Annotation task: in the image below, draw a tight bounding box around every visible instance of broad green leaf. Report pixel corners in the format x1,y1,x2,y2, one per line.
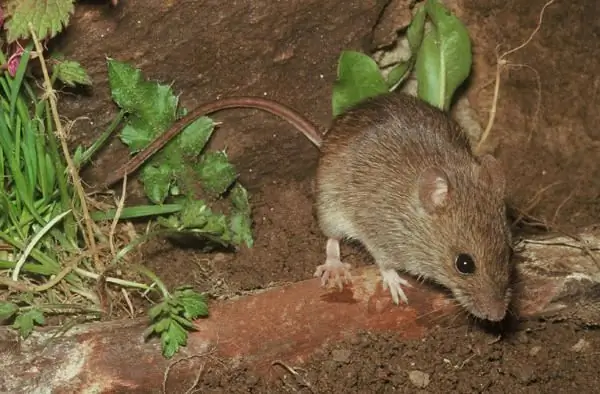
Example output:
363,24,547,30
416,0,472,110
5,0,75,42
140,164,172,204
195,151,238,195
0,302,18,320
53,60,92,87
178,117,215,157
331,51,389,117
407,4,427,54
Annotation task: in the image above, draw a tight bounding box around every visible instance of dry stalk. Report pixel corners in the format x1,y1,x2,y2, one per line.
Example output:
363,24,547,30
475,0,557,155
27,23,102,271
109,175,128,256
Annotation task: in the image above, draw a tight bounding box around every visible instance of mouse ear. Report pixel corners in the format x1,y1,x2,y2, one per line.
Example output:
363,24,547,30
477,154,506,197
419,167,451,213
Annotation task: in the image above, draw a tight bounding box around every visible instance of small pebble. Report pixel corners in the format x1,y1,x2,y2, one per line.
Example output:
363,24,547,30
571,338,590,353
529,346,542,356
331,349,351,363
510,364,536,385
408,370,430,388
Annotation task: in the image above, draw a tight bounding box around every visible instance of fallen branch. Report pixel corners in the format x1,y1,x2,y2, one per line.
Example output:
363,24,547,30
1,229,600,393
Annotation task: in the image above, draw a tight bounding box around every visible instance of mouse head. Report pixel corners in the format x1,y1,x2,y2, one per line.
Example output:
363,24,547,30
417,154,513,322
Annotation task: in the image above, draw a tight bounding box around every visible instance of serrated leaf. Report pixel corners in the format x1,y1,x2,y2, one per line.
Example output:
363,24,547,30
170,314,195,329
5,0,75,42
230,184,251,214
180,200,210,228
119,117,154,153
167,319,188,344
12,309,45,338
331,50,389,117
416,0,472,110
53,59,92,87
152,317,171,333
203,213,230,237
178,117,215,157
407,4,426,54
195,151,238,195
140,164,172,204
157,215,181,229
160,319,188,358
161,335,179,358
230,211,254,248
176,290,209,319
107,59,178,141
0,302,18,320
148,301,168,320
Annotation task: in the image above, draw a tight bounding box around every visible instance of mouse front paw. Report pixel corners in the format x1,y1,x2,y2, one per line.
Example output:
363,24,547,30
314,258,352,290
380,268,412,305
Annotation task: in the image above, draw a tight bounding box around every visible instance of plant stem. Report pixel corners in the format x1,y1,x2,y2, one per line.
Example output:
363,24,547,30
27,24,102,271
77,108,126,168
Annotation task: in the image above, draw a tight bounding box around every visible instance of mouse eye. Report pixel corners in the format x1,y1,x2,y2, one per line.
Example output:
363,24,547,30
455,253,476,274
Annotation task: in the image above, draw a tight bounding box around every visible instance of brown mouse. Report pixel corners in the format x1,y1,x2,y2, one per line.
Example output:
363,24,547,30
103,92,513,322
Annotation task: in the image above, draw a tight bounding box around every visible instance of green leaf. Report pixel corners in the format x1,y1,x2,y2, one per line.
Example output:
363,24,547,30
119,117,155,153
12,309,45,338
107,59,178,142
152,317,171,333
174,288,209,319
90,204,183,221
140,164,172,204
0,302,18,320
407,4,427,54
148,301,168,320
230,184,251,214
195,151,238,195
416,0,472,110
53,60,92,87
179,200,210,228
331,50,389,117
161,319,188,358
72,145,84,168
230,211,254,248
178,117,215,157
5,0,76,42
386,60,413,90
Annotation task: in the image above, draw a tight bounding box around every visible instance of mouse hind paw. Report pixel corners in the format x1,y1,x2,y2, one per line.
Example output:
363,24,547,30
380,268,411,305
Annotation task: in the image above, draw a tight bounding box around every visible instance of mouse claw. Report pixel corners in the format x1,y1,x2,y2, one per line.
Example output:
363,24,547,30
380,268,410,305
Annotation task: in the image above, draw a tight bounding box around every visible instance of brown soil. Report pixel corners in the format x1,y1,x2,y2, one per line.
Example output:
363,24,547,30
42,0,600,392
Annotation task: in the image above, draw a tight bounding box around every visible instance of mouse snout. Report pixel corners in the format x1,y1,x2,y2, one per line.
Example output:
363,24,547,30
471,293,510,322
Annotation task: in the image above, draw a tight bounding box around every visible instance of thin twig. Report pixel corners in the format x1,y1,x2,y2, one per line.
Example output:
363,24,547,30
28,23,102,271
